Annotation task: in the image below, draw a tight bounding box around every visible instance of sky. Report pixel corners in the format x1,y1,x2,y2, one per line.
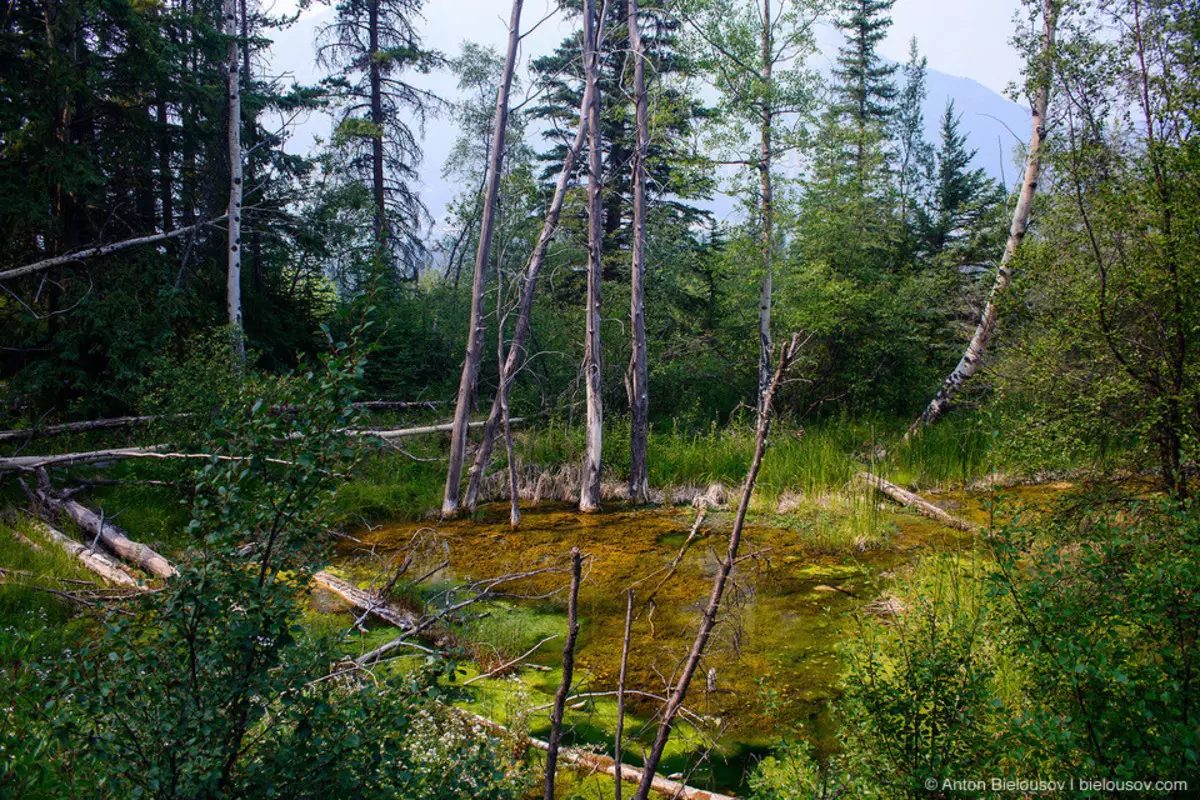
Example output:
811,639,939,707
267,0,1030,230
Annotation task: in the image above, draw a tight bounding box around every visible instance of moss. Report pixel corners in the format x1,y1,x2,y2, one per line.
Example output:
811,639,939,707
320,499,988,794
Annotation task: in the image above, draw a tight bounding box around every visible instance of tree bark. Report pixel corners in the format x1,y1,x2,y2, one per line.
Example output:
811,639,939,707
442,0,525,517
626,0,650,504
906,0,1058,438
26,518,141,587
756,0,774,414
36,491,176,579
543,547,582,800
225,0,245,366
461,27,610,511
580,0,605,513
632,333,801,800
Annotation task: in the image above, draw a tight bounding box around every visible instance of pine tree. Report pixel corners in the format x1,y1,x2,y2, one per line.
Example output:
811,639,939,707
894,37,933,265
920,99,1001,259
317,0,441,281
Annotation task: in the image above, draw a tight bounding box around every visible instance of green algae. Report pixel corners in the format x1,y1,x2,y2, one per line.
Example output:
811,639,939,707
314,497,995,795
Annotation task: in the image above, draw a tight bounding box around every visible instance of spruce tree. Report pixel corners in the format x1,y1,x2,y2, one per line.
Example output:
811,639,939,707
920,99,1001,260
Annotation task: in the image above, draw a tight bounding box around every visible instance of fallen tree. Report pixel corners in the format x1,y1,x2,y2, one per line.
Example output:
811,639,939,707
24,517,141,587
859,471,977,532
34,490,176,579
0,218,225,283
312,570,417,630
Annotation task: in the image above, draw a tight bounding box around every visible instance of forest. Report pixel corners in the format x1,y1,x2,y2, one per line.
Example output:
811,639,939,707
1,0,1198,796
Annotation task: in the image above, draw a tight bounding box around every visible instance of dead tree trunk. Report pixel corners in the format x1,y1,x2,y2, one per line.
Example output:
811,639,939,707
580,0,604,513
626,0,650,504
224,0,245,366
26,518,141,587
631,332,801,800
906,0,1058,438
614,587,634,800
859,472,977,532
442,0,525,518
497,254,522,529
462,23,611,512
312,570,417,629
0,219,223,282
756,0,775,414
543,547,582,800
36,490,176,579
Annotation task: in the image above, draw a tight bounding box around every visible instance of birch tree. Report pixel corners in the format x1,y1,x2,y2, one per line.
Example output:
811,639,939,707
579,0,604,513
907,0,1060,438
441,0,525,518
682,0,821,412
224,0,245,366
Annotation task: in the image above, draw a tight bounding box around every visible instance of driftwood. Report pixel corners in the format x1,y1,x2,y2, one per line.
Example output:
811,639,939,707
543,547,582,800
24,518,141,587
312,570,417,630
859,472,977,532
36,491,176,578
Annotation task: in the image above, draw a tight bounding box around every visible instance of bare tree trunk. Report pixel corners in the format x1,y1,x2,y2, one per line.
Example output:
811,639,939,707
906,0,1058,438
497,243,521,529
756,0,774,414
462,18,611,510
631,333,801,800
368,0,387,264
580,0,604,513
224,0,245,367
36,490,176,579
859,472,977,532
0,220,222,282
441,0,525,518
27,518,141,587
626,0,650,504
543,547,582,800
614,587,634,800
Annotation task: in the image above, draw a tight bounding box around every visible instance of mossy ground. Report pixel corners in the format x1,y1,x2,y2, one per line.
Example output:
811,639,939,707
315,492,1035,795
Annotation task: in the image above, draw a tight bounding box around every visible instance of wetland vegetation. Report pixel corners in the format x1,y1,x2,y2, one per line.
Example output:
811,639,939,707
2,0,1199,797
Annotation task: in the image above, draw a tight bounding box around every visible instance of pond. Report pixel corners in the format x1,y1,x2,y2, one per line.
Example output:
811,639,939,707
328,486,1050,796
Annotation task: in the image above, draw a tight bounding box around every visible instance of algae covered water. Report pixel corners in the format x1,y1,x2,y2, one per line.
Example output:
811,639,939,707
327,492,1015,794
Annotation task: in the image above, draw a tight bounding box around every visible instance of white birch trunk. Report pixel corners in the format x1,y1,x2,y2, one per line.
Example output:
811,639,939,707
442,0,524,517
579,0,604,513
225,0,245,365
906,1,1058,439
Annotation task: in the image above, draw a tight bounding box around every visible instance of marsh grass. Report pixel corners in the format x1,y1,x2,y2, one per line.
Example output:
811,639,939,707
0,514,97,631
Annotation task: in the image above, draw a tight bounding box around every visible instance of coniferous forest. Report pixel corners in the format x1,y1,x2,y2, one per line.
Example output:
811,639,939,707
2,0,1199,797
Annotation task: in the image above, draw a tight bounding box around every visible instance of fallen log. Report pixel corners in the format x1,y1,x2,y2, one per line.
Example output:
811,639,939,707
461,709,734,800
365,418,524,440
36,491,176,578
311,571,417,630
25,518,141,587
0,415,179,444
858,472,977,532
